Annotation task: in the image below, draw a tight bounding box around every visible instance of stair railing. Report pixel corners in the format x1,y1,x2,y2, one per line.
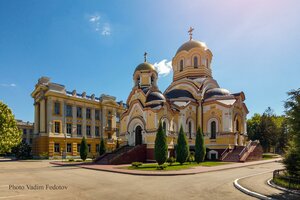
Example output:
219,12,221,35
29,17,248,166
220,147,231,160
238,140,252,159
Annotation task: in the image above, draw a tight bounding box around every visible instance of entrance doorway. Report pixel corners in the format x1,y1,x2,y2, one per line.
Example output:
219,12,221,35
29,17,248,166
135,126,142,146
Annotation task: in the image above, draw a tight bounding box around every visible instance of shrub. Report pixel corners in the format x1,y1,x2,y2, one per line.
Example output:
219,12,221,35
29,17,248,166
131,162,143,168
68,158,74,162
154,121,168,165
156,164,167,170
176,125,189,164
167,157,176,166
80,137,88,161
39,152,49,159
188,152,195,163
195,127,206,163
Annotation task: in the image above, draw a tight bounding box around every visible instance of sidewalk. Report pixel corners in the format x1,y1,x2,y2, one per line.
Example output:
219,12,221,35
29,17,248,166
51,158,281,176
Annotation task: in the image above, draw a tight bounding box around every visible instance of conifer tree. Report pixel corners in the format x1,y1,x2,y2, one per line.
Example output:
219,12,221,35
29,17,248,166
99,137,106,156
176,125,189,164
195,127,206,163
154,121,168,165
80,137,88,161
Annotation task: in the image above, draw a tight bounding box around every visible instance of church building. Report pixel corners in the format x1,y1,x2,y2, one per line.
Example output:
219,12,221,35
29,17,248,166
119,29,259,162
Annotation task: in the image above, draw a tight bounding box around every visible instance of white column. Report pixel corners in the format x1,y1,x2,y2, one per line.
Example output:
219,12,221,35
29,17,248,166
39,99,46,133
34,103,39,134
47,98,52,134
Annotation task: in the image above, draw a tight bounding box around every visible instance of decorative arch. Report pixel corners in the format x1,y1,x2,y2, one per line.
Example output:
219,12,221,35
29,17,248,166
160,116,170,135
186,117,195,139
127,116,146,146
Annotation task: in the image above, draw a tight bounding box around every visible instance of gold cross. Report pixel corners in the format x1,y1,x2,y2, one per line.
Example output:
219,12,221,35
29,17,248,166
188,27,194,40
144,52,147,62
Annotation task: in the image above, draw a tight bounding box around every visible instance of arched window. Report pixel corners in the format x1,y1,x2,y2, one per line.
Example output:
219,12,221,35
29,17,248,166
188,121,192,139
180,60,183,71
236,120,239,132
211,121,216,139
193,56,198,68
206,58,209,68
163,121,167,134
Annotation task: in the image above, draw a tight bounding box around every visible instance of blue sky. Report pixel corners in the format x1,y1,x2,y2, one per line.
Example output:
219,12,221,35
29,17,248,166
0,0,299,122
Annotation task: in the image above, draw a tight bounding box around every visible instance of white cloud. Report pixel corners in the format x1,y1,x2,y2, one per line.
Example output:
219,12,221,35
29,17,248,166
154,59,173,76
102,24,111,36
0,83,16,87
88,13,111,37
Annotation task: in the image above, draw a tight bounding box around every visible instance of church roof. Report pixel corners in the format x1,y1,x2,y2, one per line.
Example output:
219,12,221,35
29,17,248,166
134,62,156,73
146,91,166,103
204,88,230,99
176,39,208,54
165,89,194,99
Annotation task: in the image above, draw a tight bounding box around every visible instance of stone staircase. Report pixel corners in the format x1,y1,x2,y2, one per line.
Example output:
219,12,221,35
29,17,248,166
94,144,147,165
221,140,261,162
222,146,245,162
94,145,134,164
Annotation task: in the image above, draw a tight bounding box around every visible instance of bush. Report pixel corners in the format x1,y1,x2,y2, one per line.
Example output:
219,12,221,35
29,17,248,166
11,141,31,159
68,158,74,162
154,121,168,165
131,162,143,168
188,152,195,163
156,164,167,170
167,157,176,166
176,125,189,164
80,137,88,161
39,152,49,159
195,127,206,163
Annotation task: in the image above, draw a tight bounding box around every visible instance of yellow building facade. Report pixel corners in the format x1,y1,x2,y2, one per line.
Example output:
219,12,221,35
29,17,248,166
31,77,125,158
120,35,249,160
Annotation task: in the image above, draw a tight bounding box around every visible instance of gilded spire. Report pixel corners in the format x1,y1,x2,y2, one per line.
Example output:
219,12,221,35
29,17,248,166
188,27,194,40
144,52,147,62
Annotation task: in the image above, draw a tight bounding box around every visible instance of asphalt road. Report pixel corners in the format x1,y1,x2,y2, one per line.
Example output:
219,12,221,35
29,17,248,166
0,160,283,200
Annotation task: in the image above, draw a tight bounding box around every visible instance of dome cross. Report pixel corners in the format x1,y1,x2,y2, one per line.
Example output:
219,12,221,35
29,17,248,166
188,27,194,40
144,52,147,62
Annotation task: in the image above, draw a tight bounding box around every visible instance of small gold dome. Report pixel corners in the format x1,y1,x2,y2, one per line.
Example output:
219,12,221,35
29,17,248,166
176,39,208,55
134,62,156,72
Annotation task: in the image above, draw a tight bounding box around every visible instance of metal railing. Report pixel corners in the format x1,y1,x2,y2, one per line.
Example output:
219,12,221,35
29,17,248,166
273,169,300,190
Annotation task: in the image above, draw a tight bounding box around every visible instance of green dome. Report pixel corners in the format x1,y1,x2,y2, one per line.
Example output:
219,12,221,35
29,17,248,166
134,62,156,72
176,40,207,54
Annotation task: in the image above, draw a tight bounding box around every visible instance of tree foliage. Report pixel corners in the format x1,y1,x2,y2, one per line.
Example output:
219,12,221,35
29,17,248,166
99,137,106,156
80,137,88,161
176,125,189,164
11,141,31,159
283,88,300,175
154,121,168,165
195,127,206,163
0,101,22,154
247,108,288,153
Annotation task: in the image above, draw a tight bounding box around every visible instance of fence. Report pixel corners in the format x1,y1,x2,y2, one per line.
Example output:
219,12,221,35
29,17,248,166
273,169,300,190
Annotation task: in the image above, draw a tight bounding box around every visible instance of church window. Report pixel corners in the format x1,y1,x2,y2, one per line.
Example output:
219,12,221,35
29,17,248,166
206,58,209,68
236,120,239,132
188,121,192,139
180,60,183,71
193,56,198,68
211,121,216,139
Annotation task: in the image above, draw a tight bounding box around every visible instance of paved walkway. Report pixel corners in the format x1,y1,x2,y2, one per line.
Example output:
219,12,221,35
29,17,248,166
237,172,300,199
51,158,281,176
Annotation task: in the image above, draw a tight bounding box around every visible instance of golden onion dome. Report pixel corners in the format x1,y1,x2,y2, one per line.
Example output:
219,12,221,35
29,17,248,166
134,62,156,73
175,39,208,55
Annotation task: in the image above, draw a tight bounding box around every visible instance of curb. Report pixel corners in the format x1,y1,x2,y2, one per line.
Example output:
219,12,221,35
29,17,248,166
50,158,281,176
233,172,274,200
267,178,300,195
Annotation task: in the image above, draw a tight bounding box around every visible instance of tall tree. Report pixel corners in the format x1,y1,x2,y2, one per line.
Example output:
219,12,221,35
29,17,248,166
247,113,261,141
283,88,300,174
99,137,106,156
80,137,88,161
154,121,168,165
0,101,22,154
195,127,206,163
176,125,189,164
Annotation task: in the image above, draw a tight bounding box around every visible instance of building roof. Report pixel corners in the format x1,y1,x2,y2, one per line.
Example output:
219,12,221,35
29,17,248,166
176,39,208,54
204,88,230,99
146,91,166,103
134,62,156,73
165,89,194,99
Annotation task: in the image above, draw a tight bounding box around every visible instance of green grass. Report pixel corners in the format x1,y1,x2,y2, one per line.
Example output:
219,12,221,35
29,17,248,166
262,153,281,160
123,161,231,171
273,177,300,190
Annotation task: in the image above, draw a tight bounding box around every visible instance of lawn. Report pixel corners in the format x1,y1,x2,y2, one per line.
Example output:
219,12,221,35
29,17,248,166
123,161,231,171
262,153,281,160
